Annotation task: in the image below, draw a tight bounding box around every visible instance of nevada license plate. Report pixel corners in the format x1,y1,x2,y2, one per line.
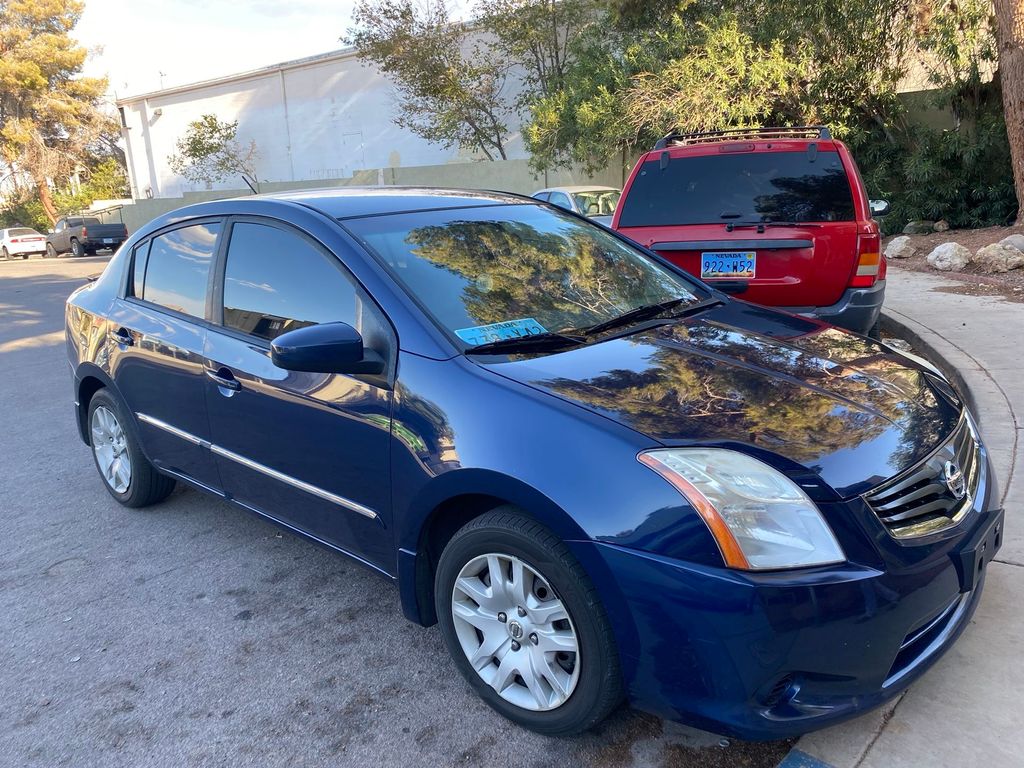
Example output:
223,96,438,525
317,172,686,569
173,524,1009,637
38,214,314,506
103,238,113,244
701,251,756,279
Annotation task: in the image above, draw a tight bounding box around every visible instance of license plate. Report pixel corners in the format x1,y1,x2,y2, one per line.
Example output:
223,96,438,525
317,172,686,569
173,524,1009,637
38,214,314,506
701,251,756,279
103,238,113,244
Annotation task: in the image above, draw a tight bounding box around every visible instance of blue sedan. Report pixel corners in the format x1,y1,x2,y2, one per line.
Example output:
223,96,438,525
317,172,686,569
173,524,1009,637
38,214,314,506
65,188,1002,739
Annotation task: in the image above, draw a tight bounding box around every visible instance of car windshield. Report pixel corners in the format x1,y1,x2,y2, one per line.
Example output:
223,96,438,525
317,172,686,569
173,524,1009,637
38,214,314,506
9,228,38,236
571,190,620,218
345,204,701,347
617,149,855,227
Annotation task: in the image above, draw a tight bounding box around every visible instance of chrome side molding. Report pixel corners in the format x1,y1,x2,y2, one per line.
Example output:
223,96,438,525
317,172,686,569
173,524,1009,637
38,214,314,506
135,411,378,520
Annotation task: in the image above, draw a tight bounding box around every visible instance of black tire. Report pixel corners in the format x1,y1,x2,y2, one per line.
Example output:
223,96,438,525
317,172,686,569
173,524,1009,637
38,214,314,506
435,508,623,736
45,242,57,258
1,246,8,260
22,254,29,259
70,238,84,257
87,389,176,508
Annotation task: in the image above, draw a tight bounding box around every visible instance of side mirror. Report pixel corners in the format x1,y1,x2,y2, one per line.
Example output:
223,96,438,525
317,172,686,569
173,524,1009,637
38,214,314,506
869,199,890,217
271,322,385,375
48,228,55,234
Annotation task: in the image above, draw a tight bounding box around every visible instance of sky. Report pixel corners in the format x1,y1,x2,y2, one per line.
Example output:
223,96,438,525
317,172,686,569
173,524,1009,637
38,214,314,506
76,0,363,99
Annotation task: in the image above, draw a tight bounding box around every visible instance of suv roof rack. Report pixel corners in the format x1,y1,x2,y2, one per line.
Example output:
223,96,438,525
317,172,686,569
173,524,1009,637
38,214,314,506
653,125,832,150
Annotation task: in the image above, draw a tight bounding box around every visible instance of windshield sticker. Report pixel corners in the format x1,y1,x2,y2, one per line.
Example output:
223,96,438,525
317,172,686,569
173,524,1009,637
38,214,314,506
455,318,548,346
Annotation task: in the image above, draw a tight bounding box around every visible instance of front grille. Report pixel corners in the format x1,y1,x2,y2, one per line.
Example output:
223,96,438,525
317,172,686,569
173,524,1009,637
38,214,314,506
863,414,980,539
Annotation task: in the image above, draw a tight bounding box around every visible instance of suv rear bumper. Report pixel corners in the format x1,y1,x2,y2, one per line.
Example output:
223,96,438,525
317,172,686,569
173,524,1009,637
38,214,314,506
783,280,885,335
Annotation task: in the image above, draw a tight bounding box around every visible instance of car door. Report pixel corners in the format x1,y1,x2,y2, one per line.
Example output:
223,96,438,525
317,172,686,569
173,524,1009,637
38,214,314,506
107,220,224,491
52,219,66,251
202,218,395,571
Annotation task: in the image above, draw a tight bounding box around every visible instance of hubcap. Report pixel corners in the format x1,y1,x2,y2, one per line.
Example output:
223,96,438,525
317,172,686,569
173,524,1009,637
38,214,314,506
91,406,131,494
451,553,580,712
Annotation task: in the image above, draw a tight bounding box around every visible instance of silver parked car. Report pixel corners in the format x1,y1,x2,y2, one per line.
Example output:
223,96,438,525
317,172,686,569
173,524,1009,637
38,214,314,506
531,186,621,226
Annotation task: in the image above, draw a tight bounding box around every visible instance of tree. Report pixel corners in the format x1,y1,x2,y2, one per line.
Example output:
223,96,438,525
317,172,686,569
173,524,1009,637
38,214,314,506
167,115,259,191
0,0,115,224
994,0,1024,221
346,0,513,160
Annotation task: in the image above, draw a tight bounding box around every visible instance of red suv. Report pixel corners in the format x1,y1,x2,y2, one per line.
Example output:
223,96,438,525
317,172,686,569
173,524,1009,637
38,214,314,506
612,126,887,335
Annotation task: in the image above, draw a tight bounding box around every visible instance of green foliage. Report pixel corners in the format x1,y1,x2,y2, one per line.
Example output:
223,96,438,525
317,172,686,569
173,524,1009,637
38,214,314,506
0,0,116,222
167,115,259,188
346,0,512,160
0,190,48,231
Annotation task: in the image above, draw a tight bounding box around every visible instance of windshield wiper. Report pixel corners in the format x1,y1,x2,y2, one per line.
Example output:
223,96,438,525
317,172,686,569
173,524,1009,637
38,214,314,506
464,331,585,355
579,297,722,337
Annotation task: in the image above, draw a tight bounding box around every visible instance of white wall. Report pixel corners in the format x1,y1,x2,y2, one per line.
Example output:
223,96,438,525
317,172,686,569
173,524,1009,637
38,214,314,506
119,50,529,199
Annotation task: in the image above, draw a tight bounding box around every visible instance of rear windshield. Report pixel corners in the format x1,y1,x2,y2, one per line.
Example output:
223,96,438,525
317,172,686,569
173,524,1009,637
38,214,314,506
618,149,855,227
68,217,101,226
8,228,37,236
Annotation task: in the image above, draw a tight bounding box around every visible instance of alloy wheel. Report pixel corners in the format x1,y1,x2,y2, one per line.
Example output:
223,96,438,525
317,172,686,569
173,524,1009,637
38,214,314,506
451,552,580,712
91,405,132,494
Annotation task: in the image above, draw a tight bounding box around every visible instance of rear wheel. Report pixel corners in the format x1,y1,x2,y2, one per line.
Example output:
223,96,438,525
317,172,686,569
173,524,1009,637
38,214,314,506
87,389,175,507
435,509,623,736
70,238,84,257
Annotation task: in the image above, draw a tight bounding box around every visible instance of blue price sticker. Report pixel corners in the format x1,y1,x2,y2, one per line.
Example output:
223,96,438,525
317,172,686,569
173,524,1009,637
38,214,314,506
455,318,548,346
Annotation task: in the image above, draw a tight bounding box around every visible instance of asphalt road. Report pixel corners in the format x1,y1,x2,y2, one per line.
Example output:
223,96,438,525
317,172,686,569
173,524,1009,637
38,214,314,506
0,255,792,768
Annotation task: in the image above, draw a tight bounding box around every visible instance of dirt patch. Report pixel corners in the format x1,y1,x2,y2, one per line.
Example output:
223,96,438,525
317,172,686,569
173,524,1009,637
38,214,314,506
883,224,1024,303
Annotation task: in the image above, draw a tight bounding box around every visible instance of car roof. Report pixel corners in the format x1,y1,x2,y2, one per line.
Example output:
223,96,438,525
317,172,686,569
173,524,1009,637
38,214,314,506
259,186,530,220
534,185,619,194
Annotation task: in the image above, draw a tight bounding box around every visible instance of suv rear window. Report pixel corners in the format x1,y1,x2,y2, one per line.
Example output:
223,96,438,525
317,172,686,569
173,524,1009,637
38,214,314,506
618,149,855,227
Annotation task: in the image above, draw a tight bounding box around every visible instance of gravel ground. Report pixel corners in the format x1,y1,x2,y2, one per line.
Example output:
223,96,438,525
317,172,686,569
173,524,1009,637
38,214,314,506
0,254,792,768
883,224,1024,303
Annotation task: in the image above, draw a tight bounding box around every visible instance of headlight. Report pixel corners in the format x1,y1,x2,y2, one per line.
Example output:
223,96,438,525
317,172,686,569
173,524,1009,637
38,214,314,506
638,448,844,570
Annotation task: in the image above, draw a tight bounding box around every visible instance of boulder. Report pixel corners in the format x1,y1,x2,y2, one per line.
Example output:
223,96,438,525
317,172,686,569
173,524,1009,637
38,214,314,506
999,234,1024,253
903,220,936,235
926,242,971,271
884,235,917,260
974,243,1024,273
933,219,950,232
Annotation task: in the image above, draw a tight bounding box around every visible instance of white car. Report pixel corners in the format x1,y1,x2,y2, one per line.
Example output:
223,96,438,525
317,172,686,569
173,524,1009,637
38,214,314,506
1,227,48,260
531,186,621,226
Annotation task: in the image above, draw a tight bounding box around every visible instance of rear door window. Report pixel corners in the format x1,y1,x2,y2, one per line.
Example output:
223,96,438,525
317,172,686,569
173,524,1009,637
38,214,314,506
618,149,855,227
140,222,221,319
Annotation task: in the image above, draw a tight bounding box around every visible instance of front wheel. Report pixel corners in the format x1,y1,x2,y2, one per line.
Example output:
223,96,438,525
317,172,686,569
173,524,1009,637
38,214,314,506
1,246,8,260
435,509,623,736
45,243,57,258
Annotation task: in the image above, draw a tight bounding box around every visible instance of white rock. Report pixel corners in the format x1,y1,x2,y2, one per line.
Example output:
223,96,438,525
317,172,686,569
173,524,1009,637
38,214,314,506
926,242,971,271
884,235,917,260
974,243,1024,273
998,234,1024,253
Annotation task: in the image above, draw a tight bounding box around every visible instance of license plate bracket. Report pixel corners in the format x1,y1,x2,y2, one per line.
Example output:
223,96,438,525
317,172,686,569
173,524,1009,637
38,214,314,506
952,509,1003,593
701,251,756,279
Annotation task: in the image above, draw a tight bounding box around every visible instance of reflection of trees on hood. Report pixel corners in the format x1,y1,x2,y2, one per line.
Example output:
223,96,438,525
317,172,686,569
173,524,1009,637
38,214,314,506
539,324,954,466
404,220,681,328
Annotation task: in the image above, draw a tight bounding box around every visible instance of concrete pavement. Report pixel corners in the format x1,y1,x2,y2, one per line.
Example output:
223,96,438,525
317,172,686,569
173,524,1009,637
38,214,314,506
789,267,1023,768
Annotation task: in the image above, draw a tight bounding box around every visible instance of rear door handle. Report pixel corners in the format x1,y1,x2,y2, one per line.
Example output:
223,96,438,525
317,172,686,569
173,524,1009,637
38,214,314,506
206,367,241,391
108,327,133,346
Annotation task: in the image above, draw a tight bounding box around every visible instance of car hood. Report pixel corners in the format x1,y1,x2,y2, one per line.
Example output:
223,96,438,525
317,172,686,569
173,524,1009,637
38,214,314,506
487,304,961,498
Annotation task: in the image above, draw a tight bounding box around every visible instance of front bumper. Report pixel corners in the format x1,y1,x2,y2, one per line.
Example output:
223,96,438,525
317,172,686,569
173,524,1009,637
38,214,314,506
569,497,1003,740
783,280,885,335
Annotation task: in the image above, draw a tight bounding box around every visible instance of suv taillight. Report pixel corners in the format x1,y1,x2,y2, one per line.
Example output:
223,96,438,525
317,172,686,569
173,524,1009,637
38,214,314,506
81,227,88,238
850,231,883,288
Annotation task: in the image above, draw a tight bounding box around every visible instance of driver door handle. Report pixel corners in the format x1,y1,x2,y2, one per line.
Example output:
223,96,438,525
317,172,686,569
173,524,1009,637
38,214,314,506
206,367,241,391
108,327,133,346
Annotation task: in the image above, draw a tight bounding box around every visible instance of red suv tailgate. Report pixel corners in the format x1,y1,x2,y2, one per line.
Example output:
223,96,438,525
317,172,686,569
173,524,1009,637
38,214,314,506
614,144,861,309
